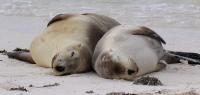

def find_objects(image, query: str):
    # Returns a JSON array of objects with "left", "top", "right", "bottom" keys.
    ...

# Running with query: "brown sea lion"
[{"left": 7, "top": 13, "right": 120, "bottom": 75}]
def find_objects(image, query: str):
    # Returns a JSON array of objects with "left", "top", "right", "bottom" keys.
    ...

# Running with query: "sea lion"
[
  {"left": 7, "top": 13, "right": 120, "bottom": 75},
  {"left": 92, "top": 25, "right": 167, "bottom": 80}
]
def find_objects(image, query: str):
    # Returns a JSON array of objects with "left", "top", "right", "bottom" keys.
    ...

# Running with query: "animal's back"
[{"left": 120, "top": 35, "right": 163, "bottom": 76}]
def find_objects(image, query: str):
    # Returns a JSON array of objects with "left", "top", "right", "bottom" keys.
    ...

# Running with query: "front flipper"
[
  {"left": 7, "top": 48, "right": 35, "bottom": 64},
  {"left": 47, "top": 14, "right": 75, "bottom": 27},
  {"left": 130, "top": 26, "right": 166, "bottom": 44}
]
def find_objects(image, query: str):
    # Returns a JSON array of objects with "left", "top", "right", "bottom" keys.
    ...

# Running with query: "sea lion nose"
[
  {"left": 127, "top": 69, "right": 135, "bottom": 75},
  {"left": 55, "top": 66, "right": 65, "bottom": 72}
]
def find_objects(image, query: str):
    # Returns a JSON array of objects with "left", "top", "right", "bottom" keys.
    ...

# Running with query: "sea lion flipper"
[
  {"left": 7, "top": 51, "right": 35, "bottom": 64},
  {"left": 131, "top": 26, "right": 166, "bottom": 44},
  {"left": 47, "top": 14, "right": 75, "bottom": 26}
]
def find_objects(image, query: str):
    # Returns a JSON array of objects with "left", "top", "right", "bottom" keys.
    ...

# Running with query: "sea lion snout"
[
  {"left": 52, "top": 58, "right": 68, "bottom": 75},
  {"left": 127, "top": 69, "right": 136, "bottom": 75},
  {"left": 52, "top": 59, "right": 77, "bottom": 75},
  {"left": 51, "top": 49, "right": 81, "bottom": 75},
  {"left": 55, "top": 65, "right": 65, "bottom": 72},
  {"left": 95, "top": 52, "right": 126, "bottom": 78},
  {"left": 95, "top": 51, "right": 139, "bottom": 80}
]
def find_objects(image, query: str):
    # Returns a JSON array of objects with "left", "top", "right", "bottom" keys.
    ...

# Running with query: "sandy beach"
[{"left": 1, "top": 0, "right": 200, "bottom": 95}]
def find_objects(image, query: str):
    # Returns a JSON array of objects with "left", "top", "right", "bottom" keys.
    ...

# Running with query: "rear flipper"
[
  {"left": 162, "top": 50, "right": 200, "bottom": 65},
  {"left": 168, "top": 50, "right": 200, "bottom": 60},
  {"left": 6, "top": 48, "right": 35, "bottom": 64}
]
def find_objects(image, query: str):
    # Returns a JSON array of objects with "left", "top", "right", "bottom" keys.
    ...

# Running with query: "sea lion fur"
[{"left": 92, "top": 25, "right": 166, "bottom": 80}]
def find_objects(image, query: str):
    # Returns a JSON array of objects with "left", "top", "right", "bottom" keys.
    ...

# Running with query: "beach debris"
[
  {"left": 106, "top": 91, "right": 200, "bottom": 95},
  {"left": 9, "top": 86, "right": 28, "bottom": 92},
  {"left": 29, "top": 83, "right": 60, "bottom": 88},
  {"left": 0, "top": 49, "right": 7, "bottom": 55},
  {"left": 0, "top": 48, "right": 29, "bottom": 55},
  {"left": 41, "top": 83, "right": 60, "bottom": 87},
  {"left": 175, "top": 90, "right": 199, "bottom": 95},
  {"left": 133, "top": 76, "right": 163, "bottom": 86},
  {"left": 155, "top": 91, "right": 162, "bottom": 94},
  {"left": 85, "top": 90, "right": 94, "bottom": 94},
  {"left": 13, "top": 48, "right": 29, "bottom": 52},
  {"left": 28, "top": 84, "right": 33, "bottom": 87},
  {"left": 106, "top": 92, "right": 137, "bottom": 95}
]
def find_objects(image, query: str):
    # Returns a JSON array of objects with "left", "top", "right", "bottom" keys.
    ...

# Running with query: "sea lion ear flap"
[
  {"left": 133, "top": 26, "right": 166, "bottom": 44},
  {"left": 47, "top": 14, "right": 75, "bottom": 27}
]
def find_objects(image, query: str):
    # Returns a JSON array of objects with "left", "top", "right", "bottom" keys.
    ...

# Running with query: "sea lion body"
[
  {"left": 30, "top": 13, "right": 120, "bottom": 75},
  {"left": 92, "top": 25, "right": 166, "bottom": 80}
]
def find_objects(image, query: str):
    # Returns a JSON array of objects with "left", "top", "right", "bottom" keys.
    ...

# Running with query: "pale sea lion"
[
  {"left": 92, "top": 25, "right": 167, "bottom": 80},
  {"left": 7, "top": 13, "right": 120, "bottom": 75}
]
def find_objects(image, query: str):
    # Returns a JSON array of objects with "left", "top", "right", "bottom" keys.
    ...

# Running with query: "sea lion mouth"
[
  {"left": 56, "top": 72, "right": 71, "bottom": 76},
  {"left": 53, "top": 70, "right": 71, "bottom": 76},
  {"left": 55, "top": 66, "right": 65, "bottom": 72},
  {"left": 127, "top": 69, "right": 136, "bottom": 75}
]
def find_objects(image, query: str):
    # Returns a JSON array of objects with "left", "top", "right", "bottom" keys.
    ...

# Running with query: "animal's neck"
[{"left": 80, "top": 44, "right": 92, "bottom": 59}]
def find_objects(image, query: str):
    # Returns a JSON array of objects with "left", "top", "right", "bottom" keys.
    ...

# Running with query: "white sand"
[{"left": 0, "top": 15, "right": 200, "bottom": 95}]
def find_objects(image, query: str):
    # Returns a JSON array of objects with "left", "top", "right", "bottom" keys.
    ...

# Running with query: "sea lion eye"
[
  {"left": 71, "top": 51, "right": 75, "bottom": 57},
  {"left": 127, "top": 69, "right": 135, "bottom": 75}
]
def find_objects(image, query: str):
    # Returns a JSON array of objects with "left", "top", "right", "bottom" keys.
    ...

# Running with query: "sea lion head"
[
  {"left": 95, "top": 50, "right": 139, "bottom": 80},
  {"left": 52, "top": 43, "right": 91, "bottom": 75}
]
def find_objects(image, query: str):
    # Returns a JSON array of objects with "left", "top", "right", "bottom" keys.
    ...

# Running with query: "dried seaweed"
[
  {"left": 29, "top": 83, "right": 60, "bottom": 88},
  {"left": 9, "top": 86, "right": 28, "bottom": 92},
  {"left": 133, "top": 76, "right": 163, "bottom": 86},
  {"left": 106, "top": 92, "right": 137, "bottom": 95}
]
